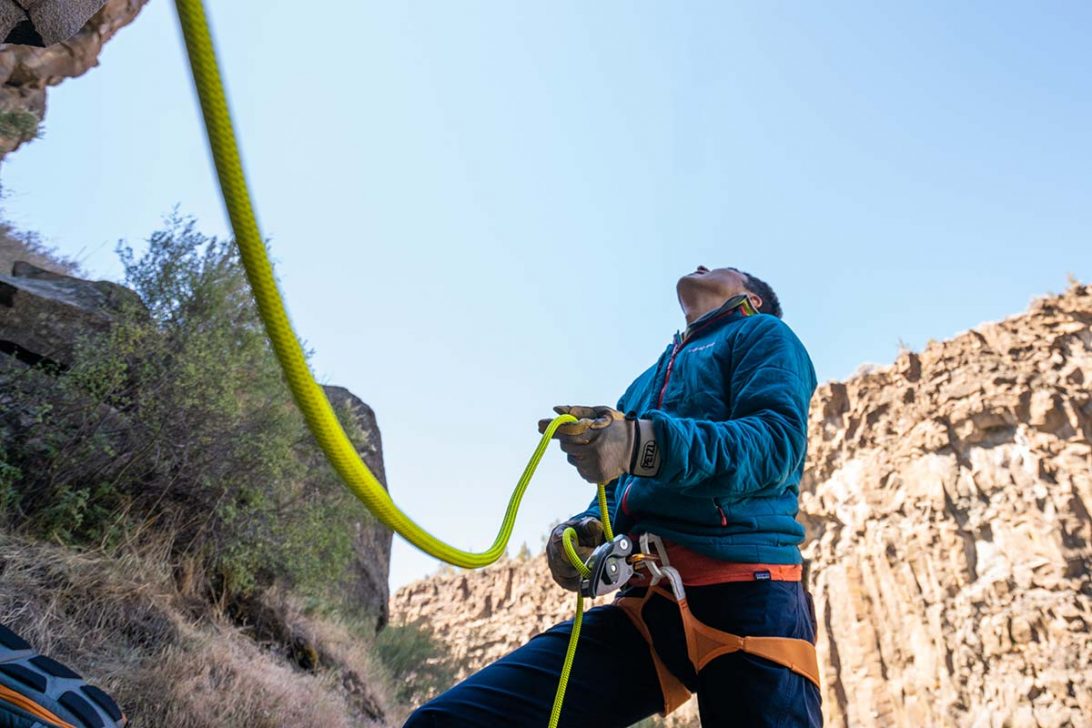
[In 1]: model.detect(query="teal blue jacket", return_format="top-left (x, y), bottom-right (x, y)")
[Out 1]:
top-left (574, 296), bottom-right (817, 565)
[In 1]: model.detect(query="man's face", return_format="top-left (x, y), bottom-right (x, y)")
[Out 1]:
top-left (677, 265), bottom-right (753, 302)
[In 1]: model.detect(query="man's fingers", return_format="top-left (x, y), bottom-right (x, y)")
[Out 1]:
top-left (575, 518), bottom-right (605, 546)
top-left (558, 428), bottom-right (599, 446)
top-left (589, 414), bottom-right (616, 430)
top-left (556, 405), bottom-right (600, 419)
top-left (541, 416), bottom-right (600, 441)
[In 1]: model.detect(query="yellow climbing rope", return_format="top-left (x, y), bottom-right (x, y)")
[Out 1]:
top-left (173, 1), bottom-right (607, 724)
top-left (174, 0), bottom-right (570, 570)
top-left (552, 514), bottom-right (615, 726)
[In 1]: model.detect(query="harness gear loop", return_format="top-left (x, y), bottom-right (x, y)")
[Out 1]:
top-left (615, 537), bottom-right (821, 717)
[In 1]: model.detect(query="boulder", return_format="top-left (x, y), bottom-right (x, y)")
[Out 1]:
top-left (323, 384), bottom-right (394, 631)
top-left (0, 260), bottom-right (144, 367)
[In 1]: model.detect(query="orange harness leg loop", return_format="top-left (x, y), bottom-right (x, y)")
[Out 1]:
top-left (615, 588), bottom-right (692, 716)
top-left (614, 586), bottom-right (821, 717)
top-left (676, 596), bottom-right (821, 687)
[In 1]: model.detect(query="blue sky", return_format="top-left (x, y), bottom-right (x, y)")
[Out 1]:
top-left (2, 1), bottom-right (1089, 589)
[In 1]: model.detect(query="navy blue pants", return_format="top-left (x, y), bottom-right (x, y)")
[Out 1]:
top-left (405, 580), bottom-right (822, 727)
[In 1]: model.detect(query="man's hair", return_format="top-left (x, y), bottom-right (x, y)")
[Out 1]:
top-left (740, 270), bottom-right (783, 318)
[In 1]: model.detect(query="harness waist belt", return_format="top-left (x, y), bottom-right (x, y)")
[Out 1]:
top-left (664, 541), bottom-right (802, 585)
top-left (628, 538), bottom-right (803, 586)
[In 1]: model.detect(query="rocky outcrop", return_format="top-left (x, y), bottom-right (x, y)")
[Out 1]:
top-left (0, 260), bottom-right (144, 367)
top-left (390, 283), bottom-right (1092, 728)
top-left (323, 385), bottom-right (394, 631)
top-left (0, 0), bottom-right (147, 156)
top-left (800, 282), bottom-right (1091, 728)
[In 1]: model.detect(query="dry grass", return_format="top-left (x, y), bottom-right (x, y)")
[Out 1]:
top-left (0, 218), bottom-right (82, 277)
top-left (0, 532), bottom-right (399, 726)
top-left (122, 637), bottom-right (362, 728)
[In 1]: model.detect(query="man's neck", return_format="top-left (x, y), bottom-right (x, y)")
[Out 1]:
top-left (681, 293), bottom-right (732, 326)
top-left (682, 293), bottom-right (752, 331)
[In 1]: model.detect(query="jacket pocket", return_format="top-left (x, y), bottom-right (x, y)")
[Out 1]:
top-left (712, 498), bottom-right (728, 527)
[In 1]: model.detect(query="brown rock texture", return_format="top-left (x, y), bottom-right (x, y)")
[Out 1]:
top-left (390, 283), bottom-right (1092, 727)
top-left (0, 0), bottom-right (147, 156)
top-left (801, 282), bottom-right (1091, 728)
top-left (391, 558), bottom-right (608, 678)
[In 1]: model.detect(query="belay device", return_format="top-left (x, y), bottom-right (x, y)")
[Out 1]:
top-left (579, 535), bottom-right (635, 598)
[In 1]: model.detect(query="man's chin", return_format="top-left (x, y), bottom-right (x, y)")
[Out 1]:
top-left (677, 273), bottom-right (707, 294)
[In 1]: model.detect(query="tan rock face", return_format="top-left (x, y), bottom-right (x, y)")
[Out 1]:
top-left (801, 283), bottom-right (1092, 728)
top-left (392, 558), bottom-right (608, 678)
top-left (391, 283), bottom-right (1092, 728)
top-left (0, 0), bottom-right (147, 156)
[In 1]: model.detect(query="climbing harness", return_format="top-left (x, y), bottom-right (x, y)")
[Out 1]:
top-left (613, 534), bottom-right (821, 717)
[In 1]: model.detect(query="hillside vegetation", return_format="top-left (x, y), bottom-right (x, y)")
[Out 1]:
top-left (0, 215), bottom-right (447, 726)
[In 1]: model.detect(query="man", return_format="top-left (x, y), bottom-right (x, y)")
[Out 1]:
top-left (406, 266), bottom-right (821, 727)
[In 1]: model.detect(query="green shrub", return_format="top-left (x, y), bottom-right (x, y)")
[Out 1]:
top-left (1, 213), bottom-right (367, 604)
top-left (0, 110), bottom-right (41, 144)
top-left (373, 621), bottom-right (457, 704)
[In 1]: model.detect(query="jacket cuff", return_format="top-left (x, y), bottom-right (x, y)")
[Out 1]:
top-left (630, 418), bottom-right (661, 477)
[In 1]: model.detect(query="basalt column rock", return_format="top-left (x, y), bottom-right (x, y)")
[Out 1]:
top-left (800, 282), bottom-right (1092, 728)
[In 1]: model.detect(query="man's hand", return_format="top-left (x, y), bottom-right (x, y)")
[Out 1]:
top-left (545, 516), bottom-right (604, 591)
top-left (538, 405), bottom-right (660, 483)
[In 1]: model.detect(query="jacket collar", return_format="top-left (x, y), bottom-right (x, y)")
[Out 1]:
top-left (680, 294), bottom-right (757, 342)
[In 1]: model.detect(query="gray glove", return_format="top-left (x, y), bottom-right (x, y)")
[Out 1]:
top-left (545, 516), bottom-right (604, 591)
top-left (538, 405), bottom-right (661, 484)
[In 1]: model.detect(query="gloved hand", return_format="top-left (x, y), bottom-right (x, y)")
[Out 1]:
top-left (545, 516), bottom-right (605, 591)
top-left (538, 405), bottom-right (660, 483)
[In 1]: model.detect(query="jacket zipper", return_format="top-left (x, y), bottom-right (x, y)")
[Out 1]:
top-left (655, 302), bottom-right (744, 408)
top-left (621, 482), bottom-right (632, 516)
top-left (635, 298), bottom-right (753, 520)
top-left (655, 338), bottom-right (682, 408)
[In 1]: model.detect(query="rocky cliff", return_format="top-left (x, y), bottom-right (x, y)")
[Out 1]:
top-left (0, 0), bottom-right (147, 156)
top-left (393, 559), bottom-right (609, 678)
top-left (801, 282), bottom-right (1091, 728)
top-left (390, 283), bottom-right (1092, 727)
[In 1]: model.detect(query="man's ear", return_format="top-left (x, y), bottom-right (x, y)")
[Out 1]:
top-left (748, 293), bottom-right (763, 312)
